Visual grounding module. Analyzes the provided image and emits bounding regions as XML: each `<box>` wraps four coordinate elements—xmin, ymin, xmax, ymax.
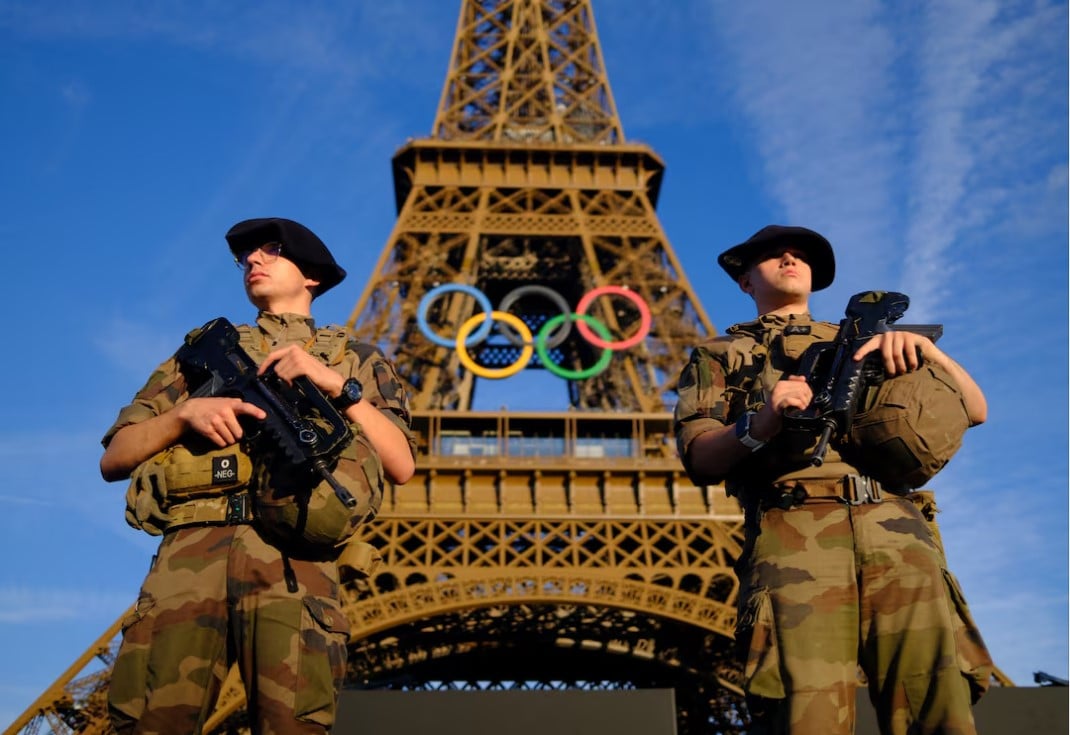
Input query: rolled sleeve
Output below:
<box><xmin>346</xmin><ymin>343</ymin><xmax>417</xmax><ymax>459</ymax></box>
<box><xmin>101</xmin><ymin>357</ymin><xmax>186</xmax><ymax>448</ymax></box>
<box><xmin>673</xmin><ymin>345</ymin><xmax>732</xmax><ymax>483</ymax></box>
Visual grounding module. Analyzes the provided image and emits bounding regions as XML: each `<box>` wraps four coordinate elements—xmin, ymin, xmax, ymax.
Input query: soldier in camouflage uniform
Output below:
<box><xmin>673</xmin><ymin>225</ymin><xmax>990</xmax><ymax>734</ymax></box>
<box><xmin>100</xmin><ymin>218</ymin><xmax>417</xmax><ymax>734</ymax></box>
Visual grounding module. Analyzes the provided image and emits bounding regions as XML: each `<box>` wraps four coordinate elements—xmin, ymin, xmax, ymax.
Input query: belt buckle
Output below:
<box><xmin>226</xmin><ymin>493</ymin><xmax>248</xmax><ymax>524</ymax></box>
<box><xmin>846</xmin><ymin>475</ymin><xmax>881</xmax><ymax>505</ymax></box>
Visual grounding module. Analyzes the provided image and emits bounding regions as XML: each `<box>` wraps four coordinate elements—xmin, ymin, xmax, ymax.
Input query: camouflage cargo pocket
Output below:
<box><xmin>295</xmin><ymin>595</ymin><xmax>351</xmax><ymax>726</ymax></box>
<box><xmin>108</xmin><ymin>595</ymin><xmax>157</xmax><ymax>725</ymax></box>
<box><xmin>735</xmin><ymin>586</ymin><xmax>786</xmax><ymax>700</ymax></box>
<box><xmin>942</xmin><ymin>569</ymin><xmax>994</xmax><ymax>703</ymax></box>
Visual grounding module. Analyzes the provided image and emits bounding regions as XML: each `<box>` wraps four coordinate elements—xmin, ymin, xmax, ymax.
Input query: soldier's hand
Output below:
<box><xmin>259</xmin><ymin>345</ymin><xmax>345</xmax><ymax>397</ymax></box>
<box><xmin>177</xmin><ymin>397</ymin><xmax>266</xmax><ymax>447</ymax></box>
<box><xmin>854</xmin><ymin>331</ymin><xmax>939</xmax><ymax>376</ymax></box>
<box><xmin>752</xmin><ymin>375</ymin><xmax>812</xmax><ymax>441</ymax></box>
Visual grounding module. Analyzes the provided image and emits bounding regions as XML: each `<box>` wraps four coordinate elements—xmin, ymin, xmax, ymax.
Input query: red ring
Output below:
<box><xmin>575</xmin><ymin>286</ymin><xmax>652</xmax><ymax>350</ymax></box>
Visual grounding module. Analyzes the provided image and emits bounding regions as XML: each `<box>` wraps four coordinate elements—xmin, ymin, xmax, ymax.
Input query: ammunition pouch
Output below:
<box><xmin>843</xmin><ymin>362</ymin><xmax>969</xmax><ymax>491</ymax></box>
<box><xmin>337</xmin><ymin>540</ymin><xmax>384</xmax><ymax>581</ymax></box>
<box><xmin>125</xmin><ymin>443</ymin><xmax>254</xmax><ymax>536</ymax></box>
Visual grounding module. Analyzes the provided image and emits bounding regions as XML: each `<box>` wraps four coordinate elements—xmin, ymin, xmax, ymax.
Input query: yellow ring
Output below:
<box><xmin>455</xmin><ymin>310</ymin><xmax>534</xmax><ymax>379</ymax></box>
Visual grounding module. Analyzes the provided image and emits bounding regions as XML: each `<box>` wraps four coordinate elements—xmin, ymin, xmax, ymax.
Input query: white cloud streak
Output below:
<box><xmin>0</xmin><ymin>586</ymin><xmax>130</xmax><ymax>624</ymax></box>
<box><xmin>704</xmin><ymin>1</ymin><xmax>903</xmax><ymax>291</ymax></box>
<box><xmin>903</xmin><ymin>0</ymin><xmax>1068</xmax><ymax>320</ymax></box>
<box><xmin>0</xmin><ymin>2</ymin><xmax>449</xmax><ymax>80</ymax></box>
<box><xmin>703</xmin><ymin>0</ymin><xmax>1066</xmax><ymax>319</ymax></box>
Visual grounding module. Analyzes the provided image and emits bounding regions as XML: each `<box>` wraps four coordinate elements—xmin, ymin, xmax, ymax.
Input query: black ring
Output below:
<box><xmin>496</xmin><ymin>285</ymin><xmax>573</xmax><ymax>348</ymax></box>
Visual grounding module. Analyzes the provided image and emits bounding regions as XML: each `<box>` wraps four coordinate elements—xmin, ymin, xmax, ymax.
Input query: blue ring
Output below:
<box><xmin>417</xmin><ymin>284</ymin><xmax>494</xmax><ymax>348</ymax></box>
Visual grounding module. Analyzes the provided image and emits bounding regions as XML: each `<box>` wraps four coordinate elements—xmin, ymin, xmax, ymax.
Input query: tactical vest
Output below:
<box><xmin>124</xmin><ymin>322</ymin><xmax>386</xmax><ymax>558</ymax></box>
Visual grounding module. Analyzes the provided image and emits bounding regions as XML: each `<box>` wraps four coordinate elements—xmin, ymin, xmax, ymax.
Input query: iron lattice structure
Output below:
<box><xmin>7</xmin><ymin>1</ymin><xmax>759</xmax><ymax>733</ymax></box>
<box><xmin>349</xmin><ymin>0</ymin><xmax>711</xmax><ymax>413</ymax></box>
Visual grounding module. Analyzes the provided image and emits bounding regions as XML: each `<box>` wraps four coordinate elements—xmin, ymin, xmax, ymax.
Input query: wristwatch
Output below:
<box><xmin>332</xmin><ymin>378</ymin><xmax>363</xmax><ymax>411</ymax></box>
<box><xmin>734</xmin><ymin>410</ymin><xmax>766</xmax><ymax>451</ymax></box>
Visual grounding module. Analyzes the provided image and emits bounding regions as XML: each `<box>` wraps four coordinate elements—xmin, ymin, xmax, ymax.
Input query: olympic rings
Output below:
<box><xmin>497</xmin><ymin>285</ymin><xmax>573</xmax><ymax>349</ymax></box>
<box><xmin>455</xmin><ymin>311</ymin><xmax>534</xmax><ymax>379</ymax></box>
<box><xmin>535</xmin><ymin>314</ymin><xmax>614</xmax><ymax>380</ymax></box>
<box><xmin>416</xmin><ymin>283</ymin><xmax>651</xmax><ymax>380</ymax></box>
<box><xmin>576</xmin><ymin>286</ymin><xmax>652</xmax><ymax>350</ymax></box>
<box><xmin>418</xmin><ymin>284</ymin><xmax>493</xmax><ymax>347</ymax></box>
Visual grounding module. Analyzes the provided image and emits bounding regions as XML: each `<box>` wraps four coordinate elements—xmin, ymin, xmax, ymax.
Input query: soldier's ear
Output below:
<box><xmin>738</xmin><ymin>273</ymin><xmax>753</xmax><ymax>296</ymax></box>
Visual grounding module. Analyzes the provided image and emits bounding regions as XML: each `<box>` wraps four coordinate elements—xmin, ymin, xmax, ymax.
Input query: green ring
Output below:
<box><xmin>535</xmin><ymin>314</ymin><xmax>613</xmax><ymax>380</ymax></box>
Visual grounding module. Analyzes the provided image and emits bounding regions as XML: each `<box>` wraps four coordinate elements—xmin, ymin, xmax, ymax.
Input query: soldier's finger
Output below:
<box><xmin>853</xmin><ymin>335</ymin><xmax>882</xmax><ymax>361</ymax></box>
<box><xmin>886</xmin><ymin>342</ymin><xmax>909</xmax><ymax>375</ymax></box>
<box><xmin>200</xmin><ymin>421</ymin><xmax>232</xmax><ymax>447</ymax></box>
<box><xmin>257</xmin><ymin>350</ymin><xmax>285</xmax><ymax>376</ymax></box>
<box><xmin>905</xmin><ymin>343</ymin><xmax>921</xmax><ymax>371</ymax></box>
<box><xmin>201</xmin><ymin>428</ymin><xmax>228</xmax><ymax>447</ymax></box>
<box><xmin>211</xmin><ymin>415</ymin><xmax>241</xmax><ymax>445</ymax></box>
<box><xmin>233</xmin><ymin>401</ymin><xmax>267</xmax><ymax>420</ymax></box>
<box><xmin>878</xmin><ymin>335</ymin><xmax>896</xmax><ymax>374</ymax></box>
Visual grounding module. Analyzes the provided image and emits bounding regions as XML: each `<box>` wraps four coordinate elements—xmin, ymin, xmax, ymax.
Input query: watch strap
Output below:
<box><xmin>332</xmin><ymin>378</ymin><xmax>363</xmax><ymax>411</ymax></box>
<box><xmin>735</xmin><ymin>411</ymin><xmax>766</xmax><ymax>451</ymax></box>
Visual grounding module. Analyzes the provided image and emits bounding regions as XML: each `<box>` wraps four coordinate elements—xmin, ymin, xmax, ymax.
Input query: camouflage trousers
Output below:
<box><xmin>734</xmin><ymin>497</ymin><xmax>976</xmax><ymax>735</ymax></box>
<box><xmin>108</xmin><ymin>525</ymin><xmax>351</xmax><ymax>735</ymax></box>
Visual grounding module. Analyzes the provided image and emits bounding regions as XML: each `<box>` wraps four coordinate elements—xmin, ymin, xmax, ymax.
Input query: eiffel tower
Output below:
<box><xmin>6</xmin><ymin>2</ymin><xmax>751</xmax><ymax>733</ymax></box>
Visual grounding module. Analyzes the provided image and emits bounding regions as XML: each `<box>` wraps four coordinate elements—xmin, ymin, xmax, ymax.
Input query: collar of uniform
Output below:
<box><xmin>727</xmin><ymin>311</ymin><xmax>814</xmax><ymax>335</ymax></box>
<box><xmin>758</xmin><ymin>311</ymin><xmax>813</xmax><ymax>327</ymax></box>
<box><xmin>255</xmin><ymin>311</ymin><xmax>317</xmax><ymax>344</ymax></box>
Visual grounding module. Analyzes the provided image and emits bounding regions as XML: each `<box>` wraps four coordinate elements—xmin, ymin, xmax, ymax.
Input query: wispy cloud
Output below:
<box><xmin>0</xmin><ymin>586</ymin><xmax>130</xmax><ymax>624</ymax></box>
<box><xmin>0</xmin><ymin>2</ymin><xmax>448</xmax><ymax>80</ymax></box>
<box><xmin>900</xmin><ymin>1</ymin><xmax>999</xmax><ymax>317</ymax></box>
<box><xmin>704</xmin><ymin>2</ymin><xmax>903</xmax><ymax>295</ymax></box>
<box><xmin>903</xmin><ymin>0</ymin><xmax>1067</xmax><ymax>320</ymax></box>
<box><xmin>90</xmin><ymin>314</ymin><xmax>178</xmax><ymax>378</ymax></box>
<box><xmin>703</xmin><ymin>0</ymin><xmax>1066</xmax><ymax>321</ymax></box>
<box><xmin>0</xmin><ymin>493</ymin><xmax>55</xmax><ymax>508</ymax></box>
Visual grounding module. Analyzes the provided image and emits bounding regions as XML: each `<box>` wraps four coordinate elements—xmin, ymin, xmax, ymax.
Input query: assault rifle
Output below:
<box><xmin>783</xmin><ymin>291</ymin><xmax>942</xmax><ymax>467</ymax></box>
<box><xmin>175</xmin><ymin>317</ymin><xmax>357</xmax><ymax>507</ymax></box>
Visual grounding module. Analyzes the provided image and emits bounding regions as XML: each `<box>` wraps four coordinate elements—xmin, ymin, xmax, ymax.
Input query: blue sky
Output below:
<box><xmin>0</xmin><ymin>0</ymin><xmax>1066</xmax><ymax>724</ymax></box>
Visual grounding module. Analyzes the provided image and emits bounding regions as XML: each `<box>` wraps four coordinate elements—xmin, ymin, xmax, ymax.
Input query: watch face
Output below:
<box><xmin>342</xmin><ymin>378</ymin><xmax>363</xmax><ymax>403</ymax></box>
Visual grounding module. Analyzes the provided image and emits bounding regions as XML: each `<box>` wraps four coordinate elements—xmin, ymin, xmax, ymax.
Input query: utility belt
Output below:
<box><xmin>749</xmin><ymin>474</ymin><xmax>902</xmax><ymax>512</ymax></box>
<box><xmin>165</xmin><ymin>491</ymin><xmax>255</xmax><ymax>530</ymax></box>
<box><xmin>126</xmin><ymin>433</ymin><xmax>385</xmax><ymax>558</ymax></box>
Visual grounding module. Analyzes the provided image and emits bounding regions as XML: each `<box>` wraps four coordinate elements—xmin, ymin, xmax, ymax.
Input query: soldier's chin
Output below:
<box><xmin>245</xmin><ymin>285</ymin><xmax>272</xmax><ymax>310</ymax></box>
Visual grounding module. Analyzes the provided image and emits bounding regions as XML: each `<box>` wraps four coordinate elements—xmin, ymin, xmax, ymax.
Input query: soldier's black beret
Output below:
<box><xmin>717</xmin><ymin>224</ymin><xmax>836</xmax><ymax>292</ymax></box>
<box><xmin>225</xmin><ymin>217</ymin><xmax>347</xmax><ymax>295</ymax></box>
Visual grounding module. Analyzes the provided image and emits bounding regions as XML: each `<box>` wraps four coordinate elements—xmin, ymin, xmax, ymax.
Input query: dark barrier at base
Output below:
<box><xmin>336</xmin><ymin>689</ymin><xmax>678</xmax><ymax>735</ymax></box>
<box><xmin>337</xmin><ymin>687</ymin><xmax>1067</xmax><ymax>734</ymax></box>
<box><xmin>856</xmin><ymin>686</ymin><xmax>1068</xmax><ymax>734</ymax></box>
